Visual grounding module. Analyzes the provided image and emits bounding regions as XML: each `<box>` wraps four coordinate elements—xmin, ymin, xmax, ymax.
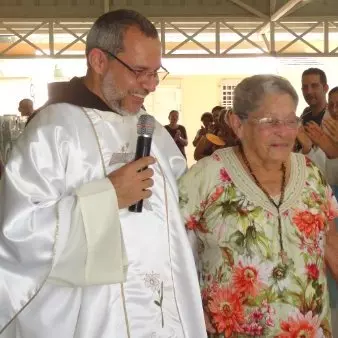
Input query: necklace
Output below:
<box><xmin>238</xmin><ymin>145</ymin><xmax>288</xmax><ymax>265</ymax></box>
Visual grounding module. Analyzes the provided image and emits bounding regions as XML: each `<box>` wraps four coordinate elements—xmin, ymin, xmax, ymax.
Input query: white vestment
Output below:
<box><xmin>307</xmin><ymin>147</ymin><xmax>338</xmax><ymax>186</ymax></box>
<box><xmin>0</xmin><ymin>103</ymin><xmax>207</xmax><ymax>338</ymax></box>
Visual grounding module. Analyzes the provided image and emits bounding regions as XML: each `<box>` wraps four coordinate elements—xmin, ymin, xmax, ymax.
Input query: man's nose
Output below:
<box><xmin>141</xmin><ymin>76</ymin><xmax>158</xmax><ymax>93</ymax></box>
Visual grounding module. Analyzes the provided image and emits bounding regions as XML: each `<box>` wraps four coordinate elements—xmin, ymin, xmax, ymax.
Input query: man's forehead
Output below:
<box><xmin>302</xmin><ymin>74</ymin><xmax>321</xmax><ymax>84</ymax></box>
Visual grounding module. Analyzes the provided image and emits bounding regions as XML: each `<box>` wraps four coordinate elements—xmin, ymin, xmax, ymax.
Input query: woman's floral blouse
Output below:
<box><xmin>178</xmin><ymin>148</ymin><xmax>338</xmax><ymax>337</ymax></box>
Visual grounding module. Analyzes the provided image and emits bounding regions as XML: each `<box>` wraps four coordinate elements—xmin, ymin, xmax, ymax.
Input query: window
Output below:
<box><xmin>220</xmin><ymin>80</ymin><xmax>240</xmax><ymax>108</ymax></box>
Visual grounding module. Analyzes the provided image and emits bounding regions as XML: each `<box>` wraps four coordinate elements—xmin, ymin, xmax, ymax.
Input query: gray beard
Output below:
<box><xmin>101</xmin><ymin>73</ymin><xmax>142</xmax><ymax>116</ymax></box>
<box><xmin>109</xmin><ymin>100</ymin><xmax>139</xmax><ymax>116</ymax></box>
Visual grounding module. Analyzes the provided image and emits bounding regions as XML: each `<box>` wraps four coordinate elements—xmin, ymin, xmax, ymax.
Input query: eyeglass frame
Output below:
<box><xmin>100</xmin><ymin>48</ymin><xmax>169</xmax><ymax>82</ymax></box>
<box><xmin>245</xmin><ymin>116</ymin><xmax>301</xmax><ymax>129</ymax></box>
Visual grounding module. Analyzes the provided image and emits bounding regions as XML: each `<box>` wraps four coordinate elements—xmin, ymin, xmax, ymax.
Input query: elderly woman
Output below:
<box><xmin>179</xmin><ymin>74</ymin><xmax>338</xmax><ymax>337</ymax></box>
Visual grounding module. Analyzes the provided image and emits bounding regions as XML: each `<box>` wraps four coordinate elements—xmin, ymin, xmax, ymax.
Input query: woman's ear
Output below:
<box><xmin>229</xmin><ymin>112</ymin><xmax>244</xmax><ymax>140</ymax></box>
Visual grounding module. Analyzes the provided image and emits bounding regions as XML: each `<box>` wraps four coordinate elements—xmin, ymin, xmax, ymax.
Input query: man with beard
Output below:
<box><xmin>0</xmin><ymin>9</ymin><xmax>206</xmax><ymax>338</ymax></box>
<box><xmin>300</xmin><ymin>67</ymin><xmax>329</xmax><ymax>126</ymax></box>
<box><xmin>295</xmin><ymin>67</ymin><xmax>329</xmax><ymax>152</ymax></box>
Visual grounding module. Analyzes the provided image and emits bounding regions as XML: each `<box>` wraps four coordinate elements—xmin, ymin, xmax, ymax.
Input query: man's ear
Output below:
<box><xmin>87</xmin><ymin>48</ymin><xmax>109</xmax><ymax>75</ymax></box>
<box><xmin>229</xmin><ymin>112</ymin><xmax>244</xmax><ymax>140</ymax></box>
<box><xmin>324</xmin><ymin>83</ymin><xmax>329</xmax><ymax>94</ymax></box>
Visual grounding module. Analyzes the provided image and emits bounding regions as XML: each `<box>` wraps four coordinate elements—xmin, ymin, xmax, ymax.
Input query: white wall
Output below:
<box><xmin>1</xmin><ymin>57</ymin><xmax>338</xmax><ymax>166</ymax></box>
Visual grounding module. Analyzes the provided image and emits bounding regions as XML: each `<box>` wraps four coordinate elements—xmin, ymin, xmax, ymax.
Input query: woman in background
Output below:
<box><xmin>194</xmin><ymin>108</ymin><xmax>238</xmax><ymax>161</ymax></box>
<box><xmin>164</xmin><ymin>109</ymin><xmax>188</xmax><ymax>158</ymax></box>
<box><xmin>193</xmin><ymin>112</ymin><xmax>214</xmax><ymax>147</ymax></box>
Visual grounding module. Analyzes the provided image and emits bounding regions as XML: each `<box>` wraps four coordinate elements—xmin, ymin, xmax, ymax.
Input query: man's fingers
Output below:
<box><xmin>138</xmin><ymin>168</ymin><xmax>154</xmax><ymax>180</ymax></box>
<box><xmin>132</xmin><ymin>156</ymin><xmax>156</xmax><ymax>171</ymax></box>
<box><xmin>141</xmin><ymin>178</ymin><xmax>154</xmax><ymax>189</ymax></box>
<box><xmin>141</xmin><ymin>189</ymin><xmax>152</xmax><ymax>199</ymax></box>
<box><xmin>323</xmin><ymin>120</ymin><xmax>336</xmax><ymax>134</ymax></box>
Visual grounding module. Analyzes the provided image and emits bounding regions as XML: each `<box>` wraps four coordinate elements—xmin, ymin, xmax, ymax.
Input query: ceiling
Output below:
<box><xmin>0</xmin><ymin>0</ymin><xmax>338</xmax><ymax>58</ymax></box>
<box><xmin>0</xmin><ymin>0</ymin><xmax>336</xmax><ymax>19</ymax></box>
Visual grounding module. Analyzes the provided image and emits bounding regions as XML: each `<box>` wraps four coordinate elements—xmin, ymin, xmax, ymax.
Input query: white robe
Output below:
<box><xmin>307</xmin><ymin>147</ymin><xmax>338</xmax><ymax>186</ymax></box>
<box><xmin>307</xmin><ymin>112</ymin><xmax>338</xmax><ymax>186</ymax></box>
<box><xmin>0</xmin><ymin>104</ymin><xmax>207</xmax><ymax>338</ymax></box>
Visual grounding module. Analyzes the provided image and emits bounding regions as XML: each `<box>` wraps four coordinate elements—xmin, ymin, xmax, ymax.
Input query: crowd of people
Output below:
<box><xmin>0</xmin><ymin>8</ymin><xmax>337</xmax><ymax>338</ymax></box>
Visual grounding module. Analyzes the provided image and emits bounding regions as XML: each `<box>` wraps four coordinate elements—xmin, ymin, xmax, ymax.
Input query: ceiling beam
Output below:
<box><xmin>258</xmin><ymin>0</ymin><xmax>305</xmax><ymax>35</ymax></box>
<box><xmin>270</xmin><ymin>0</ymin><xmax>277</xmax><ymax>15</ymax></box>
<box><xmin>271</xmin><ymin>0</ymin><xmax>304</xmax><ymax>21</ymax></box>
<box><xmin>228</xmin><ymin>0</ymin><xmax>268</xmax><ymax>19</ymax></box>
<box><xmin>285</xmin><ymin>0</ymin><xmax>315</xmax><ymax>17</ymax></box>
<box><xmin>103</xmin><ymin>0</ymin><xmax>110</xmax><ymax>13</ymax></box>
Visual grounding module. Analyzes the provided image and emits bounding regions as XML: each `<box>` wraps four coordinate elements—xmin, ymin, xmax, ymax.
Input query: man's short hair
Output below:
<box><xmin>19</xmin><ymin>98</ymin><xmax>33</xmax><ymax>107</ymax></box>
<box><xmin>201</xmin><ymin>112</ymin><xmax>212</xmax><ymax>122</ymax></box>
<box><xmin>86</xmin><ymin>9</ymin><xmax>158</xmax><ymax>57</ymax></box>
<box><xmin>302</xmin><ymin>68</ymin><xmax>327</xmax><ymax>86</ymax></box>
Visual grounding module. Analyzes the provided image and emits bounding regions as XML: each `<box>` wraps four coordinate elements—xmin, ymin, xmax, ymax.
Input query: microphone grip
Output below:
<box><xmin>128</xmin><ymin>136</ymin><xmax>152</xmax><ymax>213</ymax></box>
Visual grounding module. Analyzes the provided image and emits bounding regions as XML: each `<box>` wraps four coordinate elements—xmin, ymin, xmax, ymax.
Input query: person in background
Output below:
<box><xmin>301</xmin><ymin>68</ymin><xmax>328</xmax><ymax>126</ymax></box>
<box><xmin>18</xmin><ymin>98</ymin><xmax>34</xmax><ymax>117</ymax></box>
<box><xmin>295</xmin><ymin>68</ymin><xmax>329</xmax><ymax>152</ymax></box>
<box><xmin>217</xmin><ymin>108</ymin><xmax>238</xmax><ymax>147</ymax></box>
<box><xmin>179</xmin><ymin>74</ymin><xmax>338</xmax><ymax>337</ymax></box>
<box><xmin>329</xmin><ymin>185</ymin><xmax>338</xmax><ymax>337</ymax></box>
<box><xmin>298</xmin><ymin>86</ymin><xmax>338</xmax><ymax>185</ymax></box>
<box><xmin>0</xmin><ymin>9</ymin><xmax>206</xmax><ymax>338</ymax></box>
<box><xmin>210</xmin><ymin>106</ymin><xmax>223</xmax><ymax>133</ymax></box>
<box><xmin>194</xmin><ymin>108</ymin><xmax>237</xmax><ymax>161</ymax></box>
<box><xmin>164</xmin><ymin>109</ymin><xmax>188</xmax><ymax>158</ymax></box>
<box><xmin>193</xmin><ymin>112</ymin><xmax>213</xmax><ymax>147</ymax></box>
<box><xmin>302</xmin><ymin>88</ymin><xmax>338</xmax><ymax>336</ymax></box>
<box><xmin>194</xmin><ymin>106</ymin><xmax>223</xmax><ymax>161</ymax></box>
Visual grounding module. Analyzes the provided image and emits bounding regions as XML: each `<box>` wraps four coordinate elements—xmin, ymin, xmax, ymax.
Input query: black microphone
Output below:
<box><xmin>128</xmin><ymin>114</ymin><xmax>155</xmax><ymax>213</ymax></box>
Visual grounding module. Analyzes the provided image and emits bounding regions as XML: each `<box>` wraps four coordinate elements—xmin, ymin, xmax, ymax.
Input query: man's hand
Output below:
<box><xmin>107</xmin><ymin>156</ymin><xmax>156</xmax><ymax>209</ymax></box>
<box><xmin>322</xmin><ymin>118</ymin><xmax>338</xmax><ymax>143</ymax></box>
<box><xmin>305</xmin><ymin>121</ymin><xmax>338</xmax><ymax>158</ymax></box>
<box><xmin>304</xmin><ymin>121</ymin><xmax>325</xmax><ymax>146</ymax></box>
<box><xmin>296</xmin><ymin>126</ymin><xmax>313</xmax><ymax>154</ymax></box>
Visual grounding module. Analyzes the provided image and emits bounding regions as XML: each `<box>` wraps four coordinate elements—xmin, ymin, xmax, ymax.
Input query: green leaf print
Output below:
<box><xmin>255</xmin><ymin>232</ymin><xmax>273</xmax><ymax>259</ymax></box>
<box><xmin>281</xmin><ymin>290</ymin><xmax>302</xmax><ymax>307</ymax></box>
<box><xmin>179</xmin><ymin>192</ymin><xmax>189</xmax><ymax>208</ymax></box>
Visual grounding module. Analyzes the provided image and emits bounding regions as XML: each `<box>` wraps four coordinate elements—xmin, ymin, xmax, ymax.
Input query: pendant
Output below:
<box><xmin>279</xmin><ymin>250</ymin><xmax>288</xmax><ymax>265</ymax></box>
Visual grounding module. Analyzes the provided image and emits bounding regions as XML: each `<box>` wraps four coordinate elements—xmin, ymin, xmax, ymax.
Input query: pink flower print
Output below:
<box><xmin>277</xmin><ymin>310</ymin><xmax>323</xmax><ymax>338</ymax></box>
<box><xmin>212</xmin><ymin>153</ymin><xmax>221</xmax><ymax>161</ymax></box>
<box><xmin>220</xmin><ymin>168</ymin><xmax>231</xmax><ymax>183</ymax></box>
<box><xmin>210</xmin><ymin>186</ymin><xmax>224</xmax><ymax>202</ymax></box>
<box><xmin>306</xmin><ymin>263</ymin><xmax>319</xmax><ymax>280</ymax></box>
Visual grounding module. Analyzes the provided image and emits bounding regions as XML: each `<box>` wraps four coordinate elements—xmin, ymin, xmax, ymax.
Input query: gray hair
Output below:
<box><xmin>233</xmin><ymin>74</ymin><xmax>299</xmax><ymax>120</ymax></box>
<box><xmin>86</xmin><ymin>9</ymin><xmax>158</xmax><ymax>56</ymax></box>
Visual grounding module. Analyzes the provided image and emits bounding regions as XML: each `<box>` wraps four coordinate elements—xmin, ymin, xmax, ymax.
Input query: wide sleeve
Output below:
<box><xmin>0</xmin><ymin>105</ymin><xmax>127</xmax><ymax>332</ymax></box>
<box><xmin>48</xmin><ymin>177</ymin><xmax>128</xmax><ymax>287</ymax></box>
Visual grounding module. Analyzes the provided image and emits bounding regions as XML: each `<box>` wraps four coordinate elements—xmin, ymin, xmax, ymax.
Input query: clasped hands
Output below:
<box><xmin>297</xmin><ymin>121</ymin><xmax>338</xmax><ymax>158</ymax></box>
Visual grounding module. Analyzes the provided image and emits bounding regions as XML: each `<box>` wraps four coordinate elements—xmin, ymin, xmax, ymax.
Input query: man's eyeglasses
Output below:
<box><xmin>248</xmin><ymin>117</ymin><xmax>301</xmax><ymax>130</ymax></box>
<box><xmin>101</xmin><ymin>49</ymin><xmax>169</xmax><ymax>82</ymax></box>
